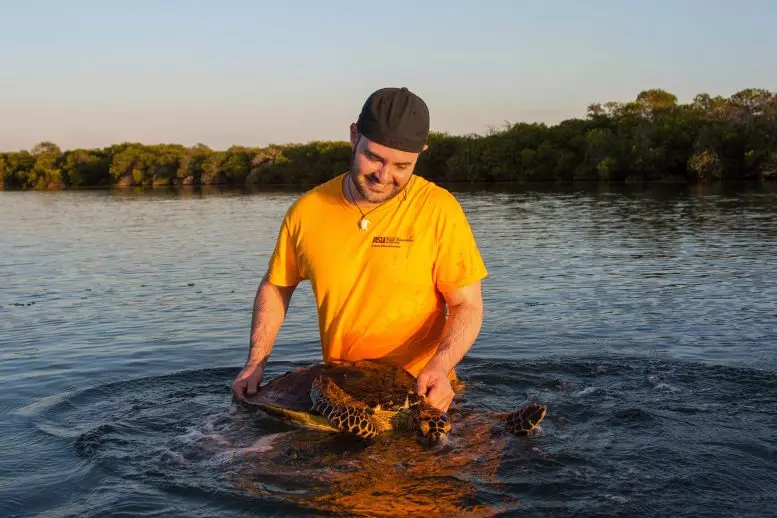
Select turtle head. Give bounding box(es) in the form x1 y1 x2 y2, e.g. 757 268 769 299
414 406 451 446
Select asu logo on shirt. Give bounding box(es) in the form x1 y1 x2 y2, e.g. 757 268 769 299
267 172 487 377
371 236 414 248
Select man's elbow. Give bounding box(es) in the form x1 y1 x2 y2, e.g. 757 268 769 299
259 274 297 306
444 282 483 314
448 298 483 321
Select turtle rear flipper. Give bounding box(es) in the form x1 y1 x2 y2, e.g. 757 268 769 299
499 404 547 436
310 376 379 439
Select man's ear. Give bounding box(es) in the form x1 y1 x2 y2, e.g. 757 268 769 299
350 123 359 148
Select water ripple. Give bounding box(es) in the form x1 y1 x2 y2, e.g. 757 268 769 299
1 185 776 516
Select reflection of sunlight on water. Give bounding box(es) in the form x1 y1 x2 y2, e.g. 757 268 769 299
167 409 538 516
237 434 517 516
52 359 777 517
16 391 74 416
207 432 294 466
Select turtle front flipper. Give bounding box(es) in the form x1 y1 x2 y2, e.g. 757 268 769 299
310 376 379 439
498 403 547 436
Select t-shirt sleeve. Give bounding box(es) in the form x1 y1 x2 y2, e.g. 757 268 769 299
433 192 488 292
266 214 304 287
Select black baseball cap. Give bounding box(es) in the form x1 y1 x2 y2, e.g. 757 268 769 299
356 87 430 153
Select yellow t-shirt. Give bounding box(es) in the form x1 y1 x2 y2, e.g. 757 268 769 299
267 172 488 377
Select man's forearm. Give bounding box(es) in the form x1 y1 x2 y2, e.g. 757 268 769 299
246 276 295 366
425 302 483 374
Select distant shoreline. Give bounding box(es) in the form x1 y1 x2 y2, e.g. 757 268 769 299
2 88 775 190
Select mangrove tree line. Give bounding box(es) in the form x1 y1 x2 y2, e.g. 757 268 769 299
2 88 776 189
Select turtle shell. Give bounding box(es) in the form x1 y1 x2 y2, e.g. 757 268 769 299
244 360 421 415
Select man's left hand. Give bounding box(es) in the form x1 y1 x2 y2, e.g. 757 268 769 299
416 368 455 412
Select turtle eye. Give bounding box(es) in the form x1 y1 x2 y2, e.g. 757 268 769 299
418 420 430 436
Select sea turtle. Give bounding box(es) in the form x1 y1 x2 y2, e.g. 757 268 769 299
241 360 547 445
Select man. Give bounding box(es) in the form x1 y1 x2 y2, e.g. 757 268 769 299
232 87 487 412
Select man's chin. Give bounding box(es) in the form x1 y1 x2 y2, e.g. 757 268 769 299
364 194 390 204
364 187 399 204
352 177 398 204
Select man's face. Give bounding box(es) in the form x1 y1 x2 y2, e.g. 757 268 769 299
349 124 425 204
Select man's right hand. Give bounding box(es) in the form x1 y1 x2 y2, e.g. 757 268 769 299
232 362 265 400
234 275 296 400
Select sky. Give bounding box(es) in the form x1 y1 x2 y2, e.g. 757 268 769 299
1 0 776 152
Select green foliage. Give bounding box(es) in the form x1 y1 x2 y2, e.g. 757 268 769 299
636 88 678 114
1 150 36 188
28 141 63 189
3 88 776 189
62 149 110 187
254 141 351 185
688 149 724 181
414 132 462 181
200 151 226 184
108 145 149 186
177 144 212 184
0 156 9 188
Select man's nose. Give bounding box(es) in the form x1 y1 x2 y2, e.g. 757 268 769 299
374 164 391 183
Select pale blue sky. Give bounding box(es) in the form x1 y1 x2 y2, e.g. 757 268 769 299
1 0 776 152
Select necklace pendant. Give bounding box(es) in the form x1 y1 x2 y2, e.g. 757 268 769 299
358 217 370 231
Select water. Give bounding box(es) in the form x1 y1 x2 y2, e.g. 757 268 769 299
1 183 776 517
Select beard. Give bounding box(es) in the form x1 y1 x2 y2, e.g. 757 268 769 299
349 150 409 204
